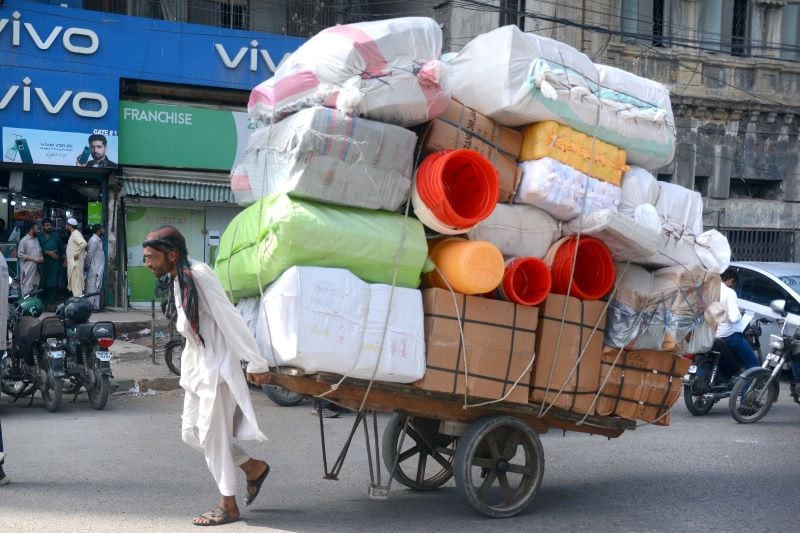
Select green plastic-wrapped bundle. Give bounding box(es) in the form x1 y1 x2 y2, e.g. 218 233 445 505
215 193 428 300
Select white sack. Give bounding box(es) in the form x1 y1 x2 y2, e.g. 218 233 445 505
248 17 448 127
516 158 621 221
252 266 425 383
636 229 730 274
655 181 704 236
466 203 559 259
619 166 660 217
445 26 676 168
564 209 659 263
231 107 416 210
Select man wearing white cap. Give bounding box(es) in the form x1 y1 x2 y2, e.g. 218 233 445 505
65 218 87 297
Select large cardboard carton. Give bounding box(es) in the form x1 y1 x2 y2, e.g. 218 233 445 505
414 288 538 404
419 99 523 203
531 294 607 415
597 348 692 426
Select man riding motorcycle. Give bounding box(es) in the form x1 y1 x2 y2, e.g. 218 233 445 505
716 269 760 375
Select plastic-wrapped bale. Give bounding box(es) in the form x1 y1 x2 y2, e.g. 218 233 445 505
637 229 731 274
655 181 704 236
619 166 660 217
466 203 559 259
248 17 448 127
238 266 426 383
516 158 621 221
563 208 660 263
604 264 722 354
230 107 417 210
215 193 429 300
519 121 628 186
445 26 676 169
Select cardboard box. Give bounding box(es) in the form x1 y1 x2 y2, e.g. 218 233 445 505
414 288 538 404
530 294 607 415
419 99 522 203
597 349 692 426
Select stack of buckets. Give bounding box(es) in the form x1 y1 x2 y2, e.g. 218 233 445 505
414 149 553 307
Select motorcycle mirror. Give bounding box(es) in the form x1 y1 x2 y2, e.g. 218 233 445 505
770 299 787 317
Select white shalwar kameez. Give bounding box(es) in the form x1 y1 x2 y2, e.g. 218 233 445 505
174 259 269 497
86 234 104 310
0 254 8 351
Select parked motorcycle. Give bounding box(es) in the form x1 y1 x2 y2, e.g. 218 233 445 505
1 294 67 412
683 316 767 416
55 293 116 410
729 299 800 423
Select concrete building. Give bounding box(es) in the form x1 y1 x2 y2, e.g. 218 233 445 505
379 0 800 261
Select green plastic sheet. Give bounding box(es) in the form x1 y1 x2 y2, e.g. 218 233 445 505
215 193 428 300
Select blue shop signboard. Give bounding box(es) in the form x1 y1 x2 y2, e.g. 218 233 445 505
0 0 304 167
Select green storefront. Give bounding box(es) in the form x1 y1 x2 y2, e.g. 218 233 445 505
119 101 251 305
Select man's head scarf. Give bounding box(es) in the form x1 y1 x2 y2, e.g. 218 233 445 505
142 225 204 346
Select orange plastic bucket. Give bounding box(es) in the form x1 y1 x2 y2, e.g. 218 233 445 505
425 237 504 295
496 257 551 306
549 236 615 300
413 149 499 233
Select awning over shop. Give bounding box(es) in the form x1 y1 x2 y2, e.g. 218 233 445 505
121 169 234 203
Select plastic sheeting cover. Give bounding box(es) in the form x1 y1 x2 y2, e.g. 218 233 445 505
215 193 429 300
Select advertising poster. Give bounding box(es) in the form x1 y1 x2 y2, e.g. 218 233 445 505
2 127 119 167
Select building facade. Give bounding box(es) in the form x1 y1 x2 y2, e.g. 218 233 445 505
0 0 305 306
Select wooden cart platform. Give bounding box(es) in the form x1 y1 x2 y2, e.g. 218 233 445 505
268 369 636 518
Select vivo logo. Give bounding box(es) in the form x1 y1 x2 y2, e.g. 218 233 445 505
0 77 108 118
214 40 290 73
0 11 99 54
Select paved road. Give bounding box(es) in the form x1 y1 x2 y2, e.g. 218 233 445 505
1 385 798 532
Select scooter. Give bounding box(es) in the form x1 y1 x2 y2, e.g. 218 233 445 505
55 293 116 410
729 299 800 423
683 316 767 416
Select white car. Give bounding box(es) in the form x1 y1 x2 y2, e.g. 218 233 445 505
729 262 800 362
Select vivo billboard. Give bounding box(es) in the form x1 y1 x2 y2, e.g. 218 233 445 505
0 0 304 167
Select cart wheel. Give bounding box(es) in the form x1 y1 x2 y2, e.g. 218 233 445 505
453 415 544 518
381 414 456 490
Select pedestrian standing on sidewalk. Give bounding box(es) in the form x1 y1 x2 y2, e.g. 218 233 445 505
0 252 10 486
142 225 271 526
86 224 105 310
65 218 87 297
38 219 62 311
18 221 43 297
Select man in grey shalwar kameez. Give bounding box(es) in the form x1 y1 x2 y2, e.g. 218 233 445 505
17 222 42 296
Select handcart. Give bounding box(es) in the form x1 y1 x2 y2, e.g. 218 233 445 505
268 369 635 518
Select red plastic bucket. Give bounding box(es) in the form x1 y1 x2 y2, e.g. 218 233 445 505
496 257 551 306
549 236 615 300
413 149 499 232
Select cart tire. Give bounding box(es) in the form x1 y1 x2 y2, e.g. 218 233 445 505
381 414 456 491
453 415 544 518
262 385 305 407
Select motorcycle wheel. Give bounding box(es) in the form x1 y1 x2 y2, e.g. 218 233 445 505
87 371 110 410
41 369 63 413
729 374 778 424
164 339 184 377
683 380 716 416
262 385 304 407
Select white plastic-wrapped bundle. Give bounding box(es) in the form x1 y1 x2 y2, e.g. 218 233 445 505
247 266 426 383
516 158 621 221
564 209 659 263
619 166 660 217
638 229 731 274
445 26 676 169
466 203 559 259
604 264 721 353
248 17 448 127
230 107 416 210
655 181 704 236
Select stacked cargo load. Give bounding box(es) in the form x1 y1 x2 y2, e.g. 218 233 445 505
217 18 733 422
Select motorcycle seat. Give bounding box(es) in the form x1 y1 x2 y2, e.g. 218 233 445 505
12 316 42 361
76 323 95 343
